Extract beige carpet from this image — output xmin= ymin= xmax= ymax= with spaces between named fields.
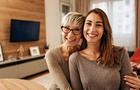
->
xmin=30 ymin=73 xmax=51 ymax=89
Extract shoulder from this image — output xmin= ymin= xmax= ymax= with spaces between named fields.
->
xmin=46 ymin=47 xmax=60 ymax=56
xmin=45 ymin=47 xmax=61 ymax=61
xmin=116 ymin=47 xmax=127 ymax=58
xmin=69 ymin=52 xmax=80 ymax=70
xmin=69 ymin=52 xmax=80 ymax=64
xmin=113 ymin=45 xmax=124 ymax=51
xmin=70 ymin=52 xmax=80 ymax=60
xmin=113 ymin=46 xmax=129 ymax=62
xmin=113 ymin=45 xmax=126 ymax=55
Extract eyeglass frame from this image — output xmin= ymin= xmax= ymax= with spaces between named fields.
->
xmin=61 ymin=26 xmax=82 ymax=35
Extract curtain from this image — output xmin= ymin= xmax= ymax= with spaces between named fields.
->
xmin=136 ymin=0 xmax=140 ymax=48
xmin=75 ymin=0 xmax=89 ymax=15
xmin=90 ymin=0 xmax=136 ymax=51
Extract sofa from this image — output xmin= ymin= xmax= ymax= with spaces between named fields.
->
xmin=128 ymin=48 xmax=140 ymax=75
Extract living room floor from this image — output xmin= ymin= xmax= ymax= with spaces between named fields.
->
xmin=25 ymin=71 xmax=50 ymax=89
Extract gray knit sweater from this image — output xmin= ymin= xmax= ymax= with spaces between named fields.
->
xmin=69 ymin=49 xmax=132 ymax=90
xmin=45 ymin=47 xmax=72 ymax=90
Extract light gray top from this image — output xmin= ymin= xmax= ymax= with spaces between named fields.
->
xmin=45 ymin=47 xmax=72 ymax=90
xmin=69 ymin=49 xmax=132 ymax=90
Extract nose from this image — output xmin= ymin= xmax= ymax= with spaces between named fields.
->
xmin=67 ymin=31 xmax=74 ymax=39
xmin=89 ymin=25 xmax=96 ymax=32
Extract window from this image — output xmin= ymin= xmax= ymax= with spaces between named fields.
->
xmin=60 ymin=1 xmax=72 ymax=44
xmin=90 ymin=0 xmax=135 ymax=51
xmin=61 ymin=3 xmax=71 ymax=20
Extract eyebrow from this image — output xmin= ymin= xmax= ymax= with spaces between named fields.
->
xmin=86 ymin=20 xmax=103 ymax=23
xmin=86 ymin=20 xmax=92 ymax=22
xmin=65 ymin=26 xmax=80 ymax=30
xmin=96 ymin=21 xmax=103 ymax=23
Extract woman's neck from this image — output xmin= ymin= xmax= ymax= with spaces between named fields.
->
xmin=60 ymin=44 xmax=80 ymax=61
xmin=79 ymin=42 xmax=100 ymax=61
xmin=86 ymin=42 xmax=100 ymax=54
xmin=60 ymin=44 xmax=71 ymax=56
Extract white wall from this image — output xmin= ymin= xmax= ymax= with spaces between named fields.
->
xmin=45 ymin=0 xmax=61 ymax=48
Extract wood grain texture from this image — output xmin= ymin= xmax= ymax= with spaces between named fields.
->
xmin=0 ymin=0 xmax=46 ymax=60
xmin=0 ymin=79 xmax=46 ymax=90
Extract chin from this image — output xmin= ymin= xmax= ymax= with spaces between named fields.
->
xmin=87 ymin=39 xmax=101 ymax=43
xmin=67 ymin=44 xmax=76 ymax=47
xmin=66 ymin=43 xmax=77 ymax=47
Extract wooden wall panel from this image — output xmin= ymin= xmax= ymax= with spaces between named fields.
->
xmin=0 ymin=0 xmax=46 ymax=60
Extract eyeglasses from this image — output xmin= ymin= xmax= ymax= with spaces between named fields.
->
xmin=61 ymin=26 xmax=82 ymax=35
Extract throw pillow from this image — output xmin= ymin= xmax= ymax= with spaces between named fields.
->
xmin=130 ymin=48 xmax=140 ymax=63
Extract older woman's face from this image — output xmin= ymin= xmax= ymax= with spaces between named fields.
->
xmin=84 ymin=12 xmax=104 ymax=44
xmin=61 ymin=23 xmax=82 ymax=47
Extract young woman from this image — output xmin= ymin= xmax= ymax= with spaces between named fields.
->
xmin=45 ymin=12 xmax=85 ymax=90
xmin=69 ymin=8 xmax=133 ymax=90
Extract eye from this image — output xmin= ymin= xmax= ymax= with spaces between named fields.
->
xmin=73 ymin=28 xmax=81 ymax=31
xmin=85 ymin=22 xmax=92 ymax=26
xmin=64 ymin=27 xmax=70 ymax=30
xmin=73 ymin=29 xmax=81 ymax=35
xmin=63 ymin=27 xmax=70 ymax=32
xmin=96 ymin=24 xmax=103 ymax=27
xmin=62 ymin=26 xmax=70 ymax=34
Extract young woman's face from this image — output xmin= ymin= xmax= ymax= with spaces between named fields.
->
xmin=61 ymin=23 xmax=82 ymax=47
xmin=84 ymin=12 xmax=104 ymax=44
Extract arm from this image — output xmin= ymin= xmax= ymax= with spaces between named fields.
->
xmin=124 ymin=72 xmax=140 ymax=90
xmin=69 ymin=54 xmax=83 ymax=90
xmin=120 ymin=49 xmax=133 ymax=90
xmin=45 ymin=50 xmax=72 ymax=90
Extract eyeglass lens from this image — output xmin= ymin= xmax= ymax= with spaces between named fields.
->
xmin=61 ymin=26 xmax=81 ymax=35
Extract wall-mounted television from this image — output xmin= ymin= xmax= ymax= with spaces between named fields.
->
xmin=10 ymin=19 xmax=40 ymax=42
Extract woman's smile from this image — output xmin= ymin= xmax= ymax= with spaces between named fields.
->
xmin=87 ymin=33 xmax=98 ymax=38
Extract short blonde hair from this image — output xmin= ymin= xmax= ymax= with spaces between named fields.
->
xmin=61 ymin=12 xmax=85 ymax=27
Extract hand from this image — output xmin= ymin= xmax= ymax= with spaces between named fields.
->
xmin=130 ymin=88 xmax=139 ymax=90
xmin=124 ymin=72 xmax=140 ymax=90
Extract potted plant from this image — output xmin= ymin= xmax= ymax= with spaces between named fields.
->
xmin=44 ymin=44 xmax=49 ymax=52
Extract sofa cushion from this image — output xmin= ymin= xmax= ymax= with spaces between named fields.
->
xmin=130 ymin=48 xmax=140 ymax=63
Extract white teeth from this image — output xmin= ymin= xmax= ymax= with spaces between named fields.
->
xmin=88 ymin=34 xmax=96 ymax=37
xmin=67 ymin=38 xmax=76 ymax=42
xmin=88 ymin=34 xmax=97 ymax=37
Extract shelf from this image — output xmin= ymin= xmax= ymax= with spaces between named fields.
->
xmin=0 ymin=54 xmax=45 ymax=68
xmin=0 ymin=53 xmax=48 ymax=78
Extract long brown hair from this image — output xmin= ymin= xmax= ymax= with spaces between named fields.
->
xmin=80 ymin=8 xmax=123 ymax=67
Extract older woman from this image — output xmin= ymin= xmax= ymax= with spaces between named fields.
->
xmin=69 ymin=8 xmax=133 ymax=90
xmin=45 ymin=12 xmax=85 ymax=90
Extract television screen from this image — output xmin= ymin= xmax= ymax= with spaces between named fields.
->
xmin=10 ymin=19 xmax=40 ymax=42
